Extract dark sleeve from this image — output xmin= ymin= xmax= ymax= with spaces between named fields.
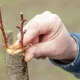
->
xmin=50 ymin=33 xmax=80 ymax=78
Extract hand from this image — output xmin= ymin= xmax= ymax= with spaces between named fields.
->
xmin=17 ymin=11 xmax=77 ymax=62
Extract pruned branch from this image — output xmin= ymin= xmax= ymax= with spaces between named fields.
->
xmin=16 ymin=12 xmax=27 ymax=50
xmin=16 ymin=25 xmax=20 ymax=29
xmin=7 ymin=33 xmax=10 ymax=39
xmin=0 ymin=5 xmax=9 ymax=48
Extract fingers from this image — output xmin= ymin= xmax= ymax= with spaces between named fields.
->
xmin=17 ymin=11 xmax=54 ymax=42
xmin=24 ymin=41 xmax=51 ymax=62
xmin=35 ymin=56 xmax=46 ymax=60
xmin=40 ymin=56 xmax=46 ymax=59
xmin=16 ymin=11 xmax=62 ymax=63
xmin=23 ymin=22 xmax=40 ymax=45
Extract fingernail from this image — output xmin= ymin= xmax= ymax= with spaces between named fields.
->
xmin=25 ymin=54 xmax=34 ymax=62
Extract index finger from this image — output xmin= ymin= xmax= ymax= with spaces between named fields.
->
xmin=23 ymin=22 xmax=40 ymax=46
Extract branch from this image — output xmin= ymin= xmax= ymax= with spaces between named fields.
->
xmin=0 ymin=5 xmax=9 ymax=48
xmin=16 ymin=12 xmax=27 ymax=50
xmin=16 ymin=25 xmax=20 ymax=29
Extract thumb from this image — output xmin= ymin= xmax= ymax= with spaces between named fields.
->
xmin=24 ymin=42 xmax=50 ymax=62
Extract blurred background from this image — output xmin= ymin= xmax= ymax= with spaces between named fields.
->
xmin=0 ymin=0 xmax=80 ymax=80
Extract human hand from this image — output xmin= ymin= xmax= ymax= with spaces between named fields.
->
xmin=17 ymin=11 xmax=77 ymax=62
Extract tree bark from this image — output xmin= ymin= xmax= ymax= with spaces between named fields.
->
xmin=5 ymin=31 xmax=29 ymax=80
xmin=6 ymin=50 xmax=29 ymax=80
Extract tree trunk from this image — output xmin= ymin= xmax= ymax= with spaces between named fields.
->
xmin=6 ymin=51 xmax=29 ymax=80
xmin=5 ymin=30 xmax=29 ymax=80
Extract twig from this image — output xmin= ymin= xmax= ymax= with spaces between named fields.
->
xmin=16 ymin=12 xmax=27 ymax=50
xmin=0 ymin=5 xmax=9 ymax=48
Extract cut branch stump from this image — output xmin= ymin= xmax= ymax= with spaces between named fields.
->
xmin=5 ymin=30 xmax=29 ymax=80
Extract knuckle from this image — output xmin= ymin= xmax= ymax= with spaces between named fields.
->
xmin=52 ymin=14 xmax=59 ymax=20
xmin=34 ymin=14 xmax=40 ymax=18
xmin=29 ymin=21 xmax=39 ymax=29
xmin=51 ymin=14 xmax=61 ymax=23
xmin=43 ymin=11 xmax=52 ymax=15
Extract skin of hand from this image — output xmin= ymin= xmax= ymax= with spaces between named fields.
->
xmin=17 ymin=11 xmax=78 ymax=62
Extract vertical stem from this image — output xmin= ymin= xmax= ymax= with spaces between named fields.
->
xmin=20 ymin=13 xmax=24 ymax=50
xmin=0 ymin=5 xmax=8 ymax=48
xmin=16 ymin=13 xmax=26 ymax=50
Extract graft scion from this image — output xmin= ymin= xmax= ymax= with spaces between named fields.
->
xmin=0 ymin=5 xmax=9 ymax=48
xmin=16 ymin=13 xmax=27 ymax=50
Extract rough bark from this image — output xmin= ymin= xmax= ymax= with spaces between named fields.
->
xmin=6 ymin=50 xmax=29 ymax=80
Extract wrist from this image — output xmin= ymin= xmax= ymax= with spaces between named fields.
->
xmin=59 ymin=35 xmax=78 ymax=63
xmin=70 ymin=35 xmax=78 ymax=59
